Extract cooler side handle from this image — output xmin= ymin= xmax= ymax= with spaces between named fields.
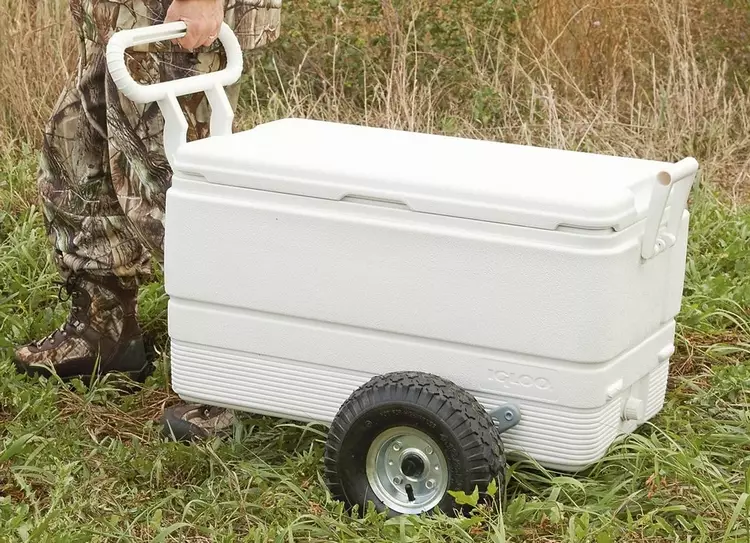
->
xmin=105 ymin=22 xmax=242 ymax=168
xmin=641 ymin=157 xmax=699 ymax=260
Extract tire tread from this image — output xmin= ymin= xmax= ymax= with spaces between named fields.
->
xmin=324 ymin=371 xmax=506 ymax=515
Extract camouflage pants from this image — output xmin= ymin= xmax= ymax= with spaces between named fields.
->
xmin=39 ymin=1 xmax=280 ymax=288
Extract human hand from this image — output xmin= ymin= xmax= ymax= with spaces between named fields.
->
xmin=165 ymin=0 xmax=224 ymax=51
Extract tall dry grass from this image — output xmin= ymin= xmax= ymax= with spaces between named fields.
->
xmin=0 ymin=0 xmax=747 ymax=203
xmin=509 ymin=0 xmax=750 ymax=202
xmin=239 ymin=0 xmax=749 ymax=202
xmin=0 ymin=0 xmax=76 ymax=149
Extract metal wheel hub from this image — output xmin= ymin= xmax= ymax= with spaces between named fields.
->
xmin=366 ymin=426 xmax=449 ymax=514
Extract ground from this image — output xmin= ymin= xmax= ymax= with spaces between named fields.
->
xmin=1 ymin=0 xmax=749 ymax=541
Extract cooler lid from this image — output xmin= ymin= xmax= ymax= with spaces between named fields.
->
xmin=173 ymin=118 xmax=683 ymax=231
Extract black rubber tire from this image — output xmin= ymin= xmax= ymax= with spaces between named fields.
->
xmin=324 ymin=371 xmax=506 ymax=517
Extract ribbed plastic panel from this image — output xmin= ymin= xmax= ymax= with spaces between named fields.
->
xmin=473 ymin=393 xmax=623 ymax=469
xmin=170 ymin=341 xmax=370 ymax=423
xmin=170 ymin=340 xmax=674 ymax=471
xmin=646 ymin=362 xmax=670 ymax=418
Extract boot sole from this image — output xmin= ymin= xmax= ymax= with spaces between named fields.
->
xmin=13 ymin=339 xmax=153 ymax=386
xmin=160 ymin=412 xmax=210 ymax=442
xmin=159 ymin=406 xmax=237 ymax=443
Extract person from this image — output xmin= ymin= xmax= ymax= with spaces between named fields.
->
xmin=12 ymin=0 xmax=282 ymax=440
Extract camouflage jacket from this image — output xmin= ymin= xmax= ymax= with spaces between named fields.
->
xmin=70 ymin=0 xmax=282 ymax=52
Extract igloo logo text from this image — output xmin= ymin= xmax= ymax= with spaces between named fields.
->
xmin=490 ymin=370 xmax=552 ymax=391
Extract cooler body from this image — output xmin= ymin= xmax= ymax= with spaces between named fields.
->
xmin=163 ymin=118 xmax=695 ymax=471
xmin=163 ymin=180 xmax=687 ymax=471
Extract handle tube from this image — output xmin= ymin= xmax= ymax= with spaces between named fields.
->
xmin=105 ymin=22 xmax=243 ymax=169
xmin=640 ymin=157 xmax=699 ymax=260
xmin=105 ymin=21 xmax=243 ymax=103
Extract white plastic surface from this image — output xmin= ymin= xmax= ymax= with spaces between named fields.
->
xmin=165 ymin=142 xmax=694 ymax=470
xmin=164 ymin=177 xmax=690 ymax=365
xmin=168 ymin=302 xmax=674 ymax=471
xmin=173 ymin=118 xmax=698 ymax=233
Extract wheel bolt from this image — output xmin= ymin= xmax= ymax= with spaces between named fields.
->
xmin=425 ymin=446 xmax=433 ymax=455
xmin=393 ymin=476 xmax=402 ymax=485
xmin=425 ymin=479 xmax=436 ymax=490
xmin=393 ymin=442 xmax=402 ymax=452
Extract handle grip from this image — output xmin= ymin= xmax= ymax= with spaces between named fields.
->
xmin=105 ymin=21 xmax=243 ymax=103
xmin=105 ymin=22 xmax=243 ymax=170
xmin=640 ymin=157 xmax=699 ymax=260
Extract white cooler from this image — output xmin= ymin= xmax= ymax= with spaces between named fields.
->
xmin=162 ymin=116 xmax=697 ymax=472
xmin=106 ymin=23 xmax=699 ymax=474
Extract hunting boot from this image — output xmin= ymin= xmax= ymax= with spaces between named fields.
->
xmin=13 ymin=273 xmax=150 ymax=382
xmin=160 ymin=404 xmax=237 ymax=442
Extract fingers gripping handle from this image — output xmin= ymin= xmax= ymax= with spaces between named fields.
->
xmin=105 ymin=22 xmax=243 ymax=168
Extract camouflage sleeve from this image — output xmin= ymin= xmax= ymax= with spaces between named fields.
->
xmin=70 ymin=0 xmax=281 ymax=52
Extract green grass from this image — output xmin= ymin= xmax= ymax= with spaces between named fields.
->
xmin=1 ymin=138 xmax=749 ymax=542
xmin=1 ymin=0 xmax=750 ymax=535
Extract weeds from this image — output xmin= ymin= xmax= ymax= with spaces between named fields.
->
xmin=1 ymin=0 xmax=749 ymax=540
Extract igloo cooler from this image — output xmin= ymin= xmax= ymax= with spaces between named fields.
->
xmin=107 ymin=23 xmax=699 ymax=474
xmin=163 ymin=115 xmax=697 ymax=471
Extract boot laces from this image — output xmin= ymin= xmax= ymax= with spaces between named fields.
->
xmin=32 ymin=273 xmax=87 ymax=347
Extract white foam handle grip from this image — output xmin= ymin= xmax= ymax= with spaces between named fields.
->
xmin=105 ymin=22 xmax=243 ymax=169
xmin=641 ymin=157 xmax=699 ymax=260
xmin=106 ymin=21 xmax=242 ymax=102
